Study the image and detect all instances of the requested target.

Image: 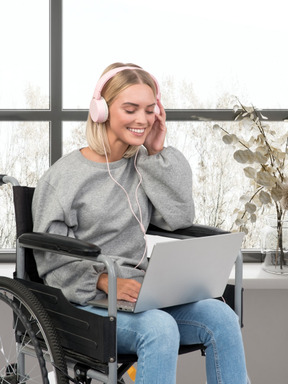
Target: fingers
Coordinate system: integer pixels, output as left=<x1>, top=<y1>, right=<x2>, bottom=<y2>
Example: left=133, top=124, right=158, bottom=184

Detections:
left=156, top=100, right=166, bottom=120
left=97, top=275, right=141, bottom=303
left=155, top=101, right=167, bottom=136
left=144, top=101, right=167, bottom=155
left=117, top=278, right=141, bottom=302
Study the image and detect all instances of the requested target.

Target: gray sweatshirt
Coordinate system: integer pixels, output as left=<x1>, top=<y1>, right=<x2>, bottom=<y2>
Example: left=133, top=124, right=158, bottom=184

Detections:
left=32, top=146, right=195, bottom=304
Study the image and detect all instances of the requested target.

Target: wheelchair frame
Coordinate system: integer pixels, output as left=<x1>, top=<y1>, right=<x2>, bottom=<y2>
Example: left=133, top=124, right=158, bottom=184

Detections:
left=0, top=175, right=243, bottom=383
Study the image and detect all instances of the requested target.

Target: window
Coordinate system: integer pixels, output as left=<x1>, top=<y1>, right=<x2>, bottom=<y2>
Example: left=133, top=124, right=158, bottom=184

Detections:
left=0, top=122, right=49, bottom=247
left=0, top=1, right=49, bottom=109
left=1, top=0, right=288, bottom=251
left=63, top=0, right=288, bottom=109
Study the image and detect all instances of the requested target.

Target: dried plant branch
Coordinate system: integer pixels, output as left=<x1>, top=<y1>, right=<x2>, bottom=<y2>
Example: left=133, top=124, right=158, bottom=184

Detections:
left=215, top=99, right=288, bottom=268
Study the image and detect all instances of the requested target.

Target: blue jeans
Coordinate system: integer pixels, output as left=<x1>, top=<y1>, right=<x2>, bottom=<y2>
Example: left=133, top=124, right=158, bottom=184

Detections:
left=80, top=299, right=249, bottom=384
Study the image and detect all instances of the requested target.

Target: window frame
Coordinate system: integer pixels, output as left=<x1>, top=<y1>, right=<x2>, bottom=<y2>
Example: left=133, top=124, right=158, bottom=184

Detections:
left=0, top=0, right=288, bottom=164
left=0, top=0, right=288, bottom=259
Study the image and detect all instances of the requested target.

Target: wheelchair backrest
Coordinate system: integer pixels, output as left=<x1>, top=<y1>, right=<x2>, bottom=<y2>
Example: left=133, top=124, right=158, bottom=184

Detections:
left=13, top=186, right=43, bottom=283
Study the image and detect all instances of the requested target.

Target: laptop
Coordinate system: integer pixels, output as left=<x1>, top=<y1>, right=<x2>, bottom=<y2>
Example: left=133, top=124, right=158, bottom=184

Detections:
left=88, top=232, right=244, bottom=313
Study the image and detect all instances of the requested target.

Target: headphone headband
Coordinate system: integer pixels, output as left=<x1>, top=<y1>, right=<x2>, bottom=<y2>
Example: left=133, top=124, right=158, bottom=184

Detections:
left=90, top=66, right=161, bottom=123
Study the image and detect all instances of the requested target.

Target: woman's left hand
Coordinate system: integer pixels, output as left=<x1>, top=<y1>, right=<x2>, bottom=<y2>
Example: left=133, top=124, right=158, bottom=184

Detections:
left=144, top=101, right=167, bottom=155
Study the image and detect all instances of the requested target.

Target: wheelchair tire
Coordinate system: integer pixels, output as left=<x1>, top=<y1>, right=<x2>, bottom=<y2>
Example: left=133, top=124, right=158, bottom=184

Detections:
left=0, top=276, right=69, bottom=384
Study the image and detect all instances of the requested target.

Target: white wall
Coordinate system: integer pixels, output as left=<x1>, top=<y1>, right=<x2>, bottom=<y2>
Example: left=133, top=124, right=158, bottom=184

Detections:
left=174, top=289, right=288, bottom=384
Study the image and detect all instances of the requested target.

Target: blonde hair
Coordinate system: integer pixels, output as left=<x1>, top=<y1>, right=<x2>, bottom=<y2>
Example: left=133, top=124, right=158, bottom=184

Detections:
left=86, top=62, right=158, bottom=158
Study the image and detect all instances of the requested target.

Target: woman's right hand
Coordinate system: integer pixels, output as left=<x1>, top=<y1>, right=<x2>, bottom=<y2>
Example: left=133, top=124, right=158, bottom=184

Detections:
left=97, top=274, right=141, bottom=302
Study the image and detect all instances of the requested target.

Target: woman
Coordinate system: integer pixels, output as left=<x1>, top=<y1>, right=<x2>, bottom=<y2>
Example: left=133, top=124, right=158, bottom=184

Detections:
left=32, top=62, right=249, bottom=383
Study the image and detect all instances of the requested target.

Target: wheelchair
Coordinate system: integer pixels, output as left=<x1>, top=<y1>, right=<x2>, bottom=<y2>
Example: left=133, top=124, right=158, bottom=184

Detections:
left=0, top=174, right=243, bottom=383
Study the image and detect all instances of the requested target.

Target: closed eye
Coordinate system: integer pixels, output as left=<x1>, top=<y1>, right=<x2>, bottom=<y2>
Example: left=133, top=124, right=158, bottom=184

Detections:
left=122, top=102, right=156, bottom=115
left=125, top=110, right=154, bottom=115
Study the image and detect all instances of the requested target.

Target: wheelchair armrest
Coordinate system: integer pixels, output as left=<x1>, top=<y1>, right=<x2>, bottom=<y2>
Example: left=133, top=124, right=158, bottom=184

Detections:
left=0, top=174, right=19, bottom=186
left=18, top=232, right=118, bottom=318
left=18, top=232, right=101, bottom=260
left=147, top=223, right=230, bottom=238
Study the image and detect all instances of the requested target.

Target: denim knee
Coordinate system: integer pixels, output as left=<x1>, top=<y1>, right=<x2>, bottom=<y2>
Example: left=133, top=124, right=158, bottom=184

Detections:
left=208, top=300, right=240, bottom=334
left=166, top=299, right=241, bottom=346
left=141, top=309, right=180, bottom=352
left=194, top=299, right=241, bottom=346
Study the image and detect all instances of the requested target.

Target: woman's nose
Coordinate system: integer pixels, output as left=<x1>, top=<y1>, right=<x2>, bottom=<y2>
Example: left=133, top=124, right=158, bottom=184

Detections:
left=134, top=110, right=147, bottom=124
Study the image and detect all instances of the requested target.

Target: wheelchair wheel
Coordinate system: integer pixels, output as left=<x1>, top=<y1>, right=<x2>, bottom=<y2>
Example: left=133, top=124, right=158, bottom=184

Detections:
left=0, top=277, right=68, bottom=384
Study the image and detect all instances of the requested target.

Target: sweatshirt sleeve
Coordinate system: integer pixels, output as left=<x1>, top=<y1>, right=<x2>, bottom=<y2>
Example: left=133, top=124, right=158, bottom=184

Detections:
left=137, top=146, right=195, bottom=231
left=32, top=180, right=106, bottom=305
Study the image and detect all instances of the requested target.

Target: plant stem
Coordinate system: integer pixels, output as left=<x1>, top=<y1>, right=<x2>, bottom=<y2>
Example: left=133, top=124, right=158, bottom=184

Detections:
left=240, top=186, right=264, bottom=220
left=276, top=205, right=285, bottom=269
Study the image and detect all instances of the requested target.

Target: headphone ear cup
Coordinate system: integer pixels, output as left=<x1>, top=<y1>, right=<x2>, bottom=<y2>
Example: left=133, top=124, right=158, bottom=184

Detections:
left=89, top=97, right=109, bottom=123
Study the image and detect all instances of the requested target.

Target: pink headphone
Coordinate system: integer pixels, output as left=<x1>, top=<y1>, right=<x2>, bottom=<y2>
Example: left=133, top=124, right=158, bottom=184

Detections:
left=89, top=66, right=161, bottom=123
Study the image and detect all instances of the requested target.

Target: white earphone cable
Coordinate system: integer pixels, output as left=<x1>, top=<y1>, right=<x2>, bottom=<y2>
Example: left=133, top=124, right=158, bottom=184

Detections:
left=100, top=136, right=147, bottom=269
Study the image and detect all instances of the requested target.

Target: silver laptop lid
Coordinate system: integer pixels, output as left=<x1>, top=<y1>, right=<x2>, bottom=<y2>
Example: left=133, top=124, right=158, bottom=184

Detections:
left=134, top=232, right=244, bottom=313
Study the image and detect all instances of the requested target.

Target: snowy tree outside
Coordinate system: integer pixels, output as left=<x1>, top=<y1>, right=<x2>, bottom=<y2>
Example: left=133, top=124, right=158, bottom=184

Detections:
left=1, top=0, right=288, bottom=250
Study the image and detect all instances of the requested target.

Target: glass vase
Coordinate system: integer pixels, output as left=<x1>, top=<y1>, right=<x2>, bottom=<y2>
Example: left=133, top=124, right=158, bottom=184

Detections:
left=261, top=215, right=288, bottom=275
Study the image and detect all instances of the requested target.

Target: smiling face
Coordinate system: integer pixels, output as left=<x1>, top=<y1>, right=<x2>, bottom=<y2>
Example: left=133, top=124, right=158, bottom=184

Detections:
left=106, top=83, right=157, bottom=157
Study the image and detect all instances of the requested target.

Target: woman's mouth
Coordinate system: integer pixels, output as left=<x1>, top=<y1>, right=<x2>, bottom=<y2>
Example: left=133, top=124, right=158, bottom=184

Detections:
left=127, top=128, right=145, bottom=134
